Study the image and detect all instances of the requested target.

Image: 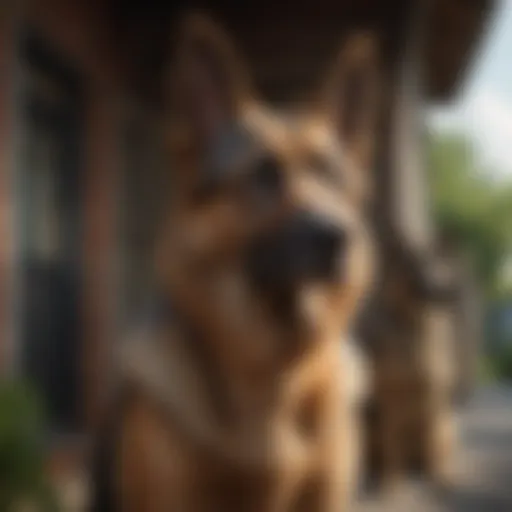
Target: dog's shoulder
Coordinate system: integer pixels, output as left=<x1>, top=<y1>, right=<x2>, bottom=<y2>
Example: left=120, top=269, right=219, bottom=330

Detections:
left=89, top=297, right=206, bottom=511
left=88, top=376, right=178, bottom=512
left=117, top=319, right=224, bottom=435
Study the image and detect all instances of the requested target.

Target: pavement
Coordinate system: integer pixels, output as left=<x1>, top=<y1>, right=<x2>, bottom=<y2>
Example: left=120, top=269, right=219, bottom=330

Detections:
left=54, top=385, right=512, bottom=511
left=357, top=385, right=512, bottom=511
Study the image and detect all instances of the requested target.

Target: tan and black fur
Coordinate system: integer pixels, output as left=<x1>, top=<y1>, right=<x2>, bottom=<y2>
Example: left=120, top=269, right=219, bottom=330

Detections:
left=90, top=12, right=381, bottom=512
left=367, top=261, right=459, bottom=493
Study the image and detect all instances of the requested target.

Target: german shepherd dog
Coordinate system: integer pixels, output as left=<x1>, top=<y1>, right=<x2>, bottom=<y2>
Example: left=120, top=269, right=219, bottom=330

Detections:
left=368, top=267, right=458, bottom=493
left=91, top=12, right=379, bottom=512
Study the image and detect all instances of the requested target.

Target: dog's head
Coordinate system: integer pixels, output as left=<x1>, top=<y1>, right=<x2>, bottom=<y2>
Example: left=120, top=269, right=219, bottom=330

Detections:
left=158, top=13, right=380, bottom=360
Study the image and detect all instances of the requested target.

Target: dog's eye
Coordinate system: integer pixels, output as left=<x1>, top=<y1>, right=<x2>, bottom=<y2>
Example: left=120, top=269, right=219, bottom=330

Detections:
left=309, top=154, right=331, bottom=174
left=308, top=153, right=343, bottom=188
left=245, top=156, right=283, bottom=209
left=309, top=154, right=335, bottom=178
left=193, top=177, right=222, bottom=203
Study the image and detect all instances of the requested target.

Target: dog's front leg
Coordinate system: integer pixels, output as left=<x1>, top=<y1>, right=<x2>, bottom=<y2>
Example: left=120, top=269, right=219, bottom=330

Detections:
left=324, top=429, right=357, bottom=512
left=293, top=399, right=355, bottom=510
left=291, top=450, right=353, bottom=512
left=425, top=399, right=458, bottom=489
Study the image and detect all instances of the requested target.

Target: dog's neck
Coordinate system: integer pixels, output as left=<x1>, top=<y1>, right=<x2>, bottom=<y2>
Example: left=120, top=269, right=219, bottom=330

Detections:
left=119, top=288, right=346, bottom=470
left=152, top=284, right=340, bottom=402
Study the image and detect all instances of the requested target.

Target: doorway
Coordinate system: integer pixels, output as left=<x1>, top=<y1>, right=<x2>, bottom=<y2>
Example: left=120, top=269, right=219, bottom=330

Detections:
left=17, top=30, right=84, bottom=435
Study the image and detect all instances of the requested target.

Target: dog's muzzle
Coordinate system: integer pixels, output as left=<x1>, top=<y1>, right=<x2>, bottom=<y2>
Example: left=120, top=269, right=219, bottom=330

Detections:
left=246, top=210, right=348, bottom=290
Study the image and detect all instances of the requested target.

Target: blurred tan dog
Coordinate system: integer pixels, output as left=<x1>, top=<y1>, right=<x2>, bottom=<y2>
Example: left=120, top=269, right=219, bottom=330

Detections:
left=90, top=12, right=380, bottom=512
left=368, top=268, right=458, bottom=493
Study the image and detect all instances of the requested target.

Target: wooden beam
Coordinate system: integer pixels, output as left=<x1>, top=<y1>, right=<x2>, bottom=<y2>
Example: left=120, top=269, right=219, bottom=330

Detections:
left=425, top=0, right=495, bottom=99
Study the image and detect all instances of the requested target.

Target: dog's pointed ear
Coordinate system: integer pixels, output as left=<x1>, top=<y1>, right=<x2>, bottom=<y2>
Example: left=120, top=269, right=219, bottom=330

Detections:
left=166, top=12, right=251, bottom=154
left=321, top=32, right=381, bottom=172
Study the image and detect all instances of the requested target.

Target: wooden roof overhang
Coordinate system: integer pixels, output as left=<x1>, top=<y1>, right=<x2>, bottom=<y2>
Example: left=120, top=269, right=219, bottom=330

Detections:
left=104, top=0, right=495, bottom=105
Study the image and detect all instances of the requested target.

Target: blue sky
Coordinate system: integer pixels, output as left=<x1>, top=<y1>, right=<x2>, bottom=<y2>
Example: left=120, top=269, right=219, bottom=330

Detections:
left=429, top=0, right=512, bottom=178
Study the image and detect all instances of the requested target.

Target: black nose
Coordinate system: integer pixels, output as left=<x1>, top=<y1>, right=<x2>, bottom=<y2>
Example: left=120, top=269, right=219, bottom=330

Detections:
left=284, top=211, right=347, bottom=279
left=247, top=211, right=347, bottom=287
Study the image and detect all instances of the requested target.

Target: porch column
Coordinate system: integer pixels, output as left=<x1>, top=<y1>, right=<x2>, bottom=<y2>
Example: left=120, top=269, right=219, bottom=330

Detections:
left=82, top=86, right=121, bottom=430
left=0, top=4, right=17, bottom=373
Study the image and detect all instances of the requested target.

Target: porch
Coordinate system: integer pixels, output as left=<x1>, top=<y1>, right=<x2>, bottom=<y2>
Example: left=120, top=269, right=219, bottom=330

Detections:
left=0, top=0, right=494, bottom=504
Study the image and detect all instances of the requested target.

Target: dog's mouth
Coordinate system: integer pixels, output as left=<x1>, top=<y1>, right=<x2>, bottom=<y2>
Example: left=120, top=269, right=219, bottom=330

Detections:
left=246, top=232, right=340, bottom=287
left=246, top=211, right=346, bottom=283
left=245, top=211, right=348, bottom=327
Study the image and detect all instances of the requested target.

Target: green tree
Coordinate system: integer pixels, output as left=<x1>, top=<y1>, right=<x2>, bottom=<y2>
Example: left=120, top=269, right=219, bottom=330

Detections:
left=428, top=132, right=512, bottom=299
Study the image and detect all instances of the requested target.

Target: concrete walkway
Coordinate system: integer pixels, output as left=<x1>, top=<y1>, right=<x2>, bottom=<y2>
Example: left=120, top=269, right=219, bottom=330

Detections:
left=54, top=386, right=512, bottom=511
left=358, top=385, right=512, bottom=511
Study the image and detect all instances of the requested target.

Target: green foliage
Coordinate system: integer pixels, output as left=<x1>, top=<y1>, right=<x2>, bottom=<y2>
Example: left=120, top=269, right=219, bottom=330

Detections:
left=428, top=132, right=512, bottom=300
left=428, top=131, right=512, bottom=382
left=481, top=348, right=512, bottom=383
left=0, top=381, right=60, bottom=511
left=496, top=346, right=512, bottom=381
left=478, top=355, right=500, bottom=384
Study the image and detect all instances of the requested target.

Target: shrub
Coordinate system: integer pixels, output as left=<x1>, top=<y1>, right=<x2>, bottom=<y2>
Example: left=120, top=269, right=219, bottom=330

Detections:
left=0, top=381, right=60, bottom=511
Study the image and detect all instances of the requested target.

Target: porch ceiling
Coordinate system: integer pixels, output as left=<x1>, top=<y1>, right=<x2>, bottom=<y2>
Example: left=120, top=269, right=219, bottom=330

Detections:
left=106, top=0, right=495, bottom=105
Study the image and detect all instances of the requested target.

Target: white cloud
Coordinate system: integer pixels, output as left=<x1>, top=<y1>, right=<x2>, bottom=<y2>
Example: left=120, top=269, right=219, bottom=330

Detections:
left=429, top=89, right=512, bottom=179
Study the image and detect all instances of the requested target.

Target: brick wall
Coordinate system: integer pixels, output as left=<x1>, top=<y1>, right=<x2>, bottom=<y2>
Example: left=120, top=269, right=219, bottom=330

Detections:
left=0, top=5, right=16, bottom=373
left=18, top=0, right=123, bottom=429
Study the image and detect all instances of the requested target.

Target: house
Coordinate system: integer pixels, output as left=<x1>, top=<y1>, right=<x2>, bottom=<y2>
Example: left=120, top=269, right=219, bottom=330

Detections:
left=0, top=0, right=494, bottom=472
